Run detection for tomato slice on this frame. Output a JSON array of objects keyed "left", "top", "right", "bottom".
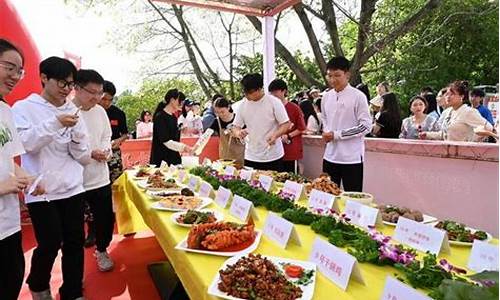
[{"left": 285, "top": 265, "right": 303, "bottom": 278}]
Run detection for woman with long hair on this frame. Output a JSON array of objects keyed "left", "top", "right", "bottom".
[
  {"left": 372, "top": 92, "right": 402, "bottom": 138},
  {"left": 400, "top": 95, "right": 438, "bottom": 139},
  {"left": 150, "top": 89, "right": 193, "bottom": 166},
  {"left": 135, "top": 110, "right": 153, "bottom": 139},
  {"left": 299, "top": 99, "right": 321, "bottom": 135},
  {"left": 420, "top": 81, "right": 493, "bottom": 141}
]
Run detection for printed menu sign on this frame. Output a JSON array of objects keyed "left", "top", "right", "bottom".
[
  {"left": 393, "top": 217, "right": 450, "bottom": 255},
  {"left": 467, "top": 240, "right": 499, "bottom": 272},
  {"left": 263, "top": 212, "right": 301, "bottom": 248},
  {"left": 380, "top": 276, "right": 432, "bottom": 300},
  {"left": 229, "top": 195, "right": 258, "bottom": 222}
]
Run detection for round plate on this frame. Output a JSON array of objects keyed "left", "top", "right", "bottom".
[
  {"left": 171, "top": 209, "right": 224, "bottom": 227},
  {"left": 137, "top": 180, "right": 181, "bottom": 191},
  {"left": 151, "top": 196, "right": 212, "bottom": 212},
  {"left": 429, "top": 221, "right": 493, "bottom": 246}
]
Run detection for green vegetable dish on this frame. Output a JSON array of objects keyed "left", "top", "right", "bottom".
[{"left": 435, "top": 220, "right": 488, "bottom": 243}]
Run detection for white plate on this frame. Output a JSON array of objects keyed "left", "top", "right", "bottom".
[
  {"left": 428, "top": 221, "right": 493, "bottom": 246},
  {"left": 146, "top": 189, "right": 183, "bottom": 199},
  {"left": 208, "top": 255, "right": 316, "bottom": 300},
  {"left": 383, "top": 214, "right": 437, "bottom": 226},
  {"left": 136, "top": 179, "right": 181, "bottom": 191},
  {"left": 171, "top": 209, "right": 224, "bottom": 227},
  {"left": 151, "top": 197, "right": 212, "bottom": 212},
  {"left": 175, "top": 230, "right": 262, "bottom": 257}
]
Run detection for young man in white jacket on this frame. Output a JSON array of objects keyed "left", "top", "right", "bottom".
[
  {"left": 321, "top": 57, "right": 372, "bottom": 192},
  {"left": 11, "top": 57, "right": 91, "bottom": 300},
  {"left": 72, "top": 69, "right": 115, "bottom": 272}
]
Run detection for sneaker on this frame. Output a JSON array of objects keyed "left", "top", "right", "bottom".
[
  {"left": 95, "top": 250, "right": 114, "bottom": 272},
  {"left": 84, "top": 235, "right": 96, "bottom": 248},
  {"left": 30, "top": 289, "right": 53, "bottom": 300}
]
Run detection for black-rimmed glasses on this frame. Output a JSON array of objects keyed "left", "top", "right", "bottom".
[{"left": 57, "top": 80, "right": 76, "bottom": 89}]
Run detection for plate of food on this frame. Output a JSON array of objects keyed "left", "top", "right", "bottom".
[
  {"left": 340, "top": 191, "right": 374, "bottom": 205},
  {"left": 137, "top": 177, "right": 180, "bottom": 191},
  {"left": 378, "top": 204, "right": 437, "bottom": 226},
  {"left": 208, "top": 253, "right": 316, "bottom": 300},
  {"left": 175, "top": 222, "right": 262, "bottom": 256},
  {"left": 151, "top": 195, "right": 212, "bottom": 212},
  {"left": 147, "top": 187, "right": 195, "bottom": 199},
  {"left": 171, "top": 209, "right": 223, "bottom": 227},
  {"left": 431, "top": 220, "right": 492, "bottom": 246},
  {"left": 304, "top": 173, "right": 342, "bottom": 196},
  {"left": 129, "top": 166, "right": 154, "bottom": 180}
]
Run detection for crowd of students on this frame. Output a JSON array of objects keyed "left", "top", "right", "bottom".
[{"left": 0, "top": 36, "right": 497, "bottom": 300}]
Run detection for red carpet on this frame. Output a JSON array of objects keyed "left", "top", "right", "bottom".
[{"left": 19, "top": 225, "right": 164, "bottom": 300}]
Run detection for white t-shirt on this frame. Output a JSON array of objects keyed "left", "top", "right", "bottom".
[
  {"left": 0, "top": 101, "right": 25, "bottom": 240},
  {"left": 306, "top": 114, "right": 321, "bottom": 133},
  {"left": 79, "top": 104, "right": 112, "bottom": 191},
  {"left": 233, "top": 94, "right": 289, "bottom": 162},
  {"left": 136, "top": 121, "right": 153, "bottom": 139}
]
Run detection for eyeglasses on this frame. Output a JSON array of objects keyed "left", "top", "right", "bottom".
[
  {"left": 0, "top": 61, "right": 25, "bottom": 79},
  {"left": 79, "top": 85, "right": 103, "bottom": 97},
  {"left": 57, "top": 80, "right": 76, "bottom": 89}
]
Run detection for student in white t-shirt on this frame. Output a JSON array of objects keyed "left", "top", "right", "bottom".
[
  {"left": 72, "top": 69, "right": 115, "bottom": 273},
  {"left": 0, "top": 39, "right": 43, "bottom": 300},
  {"left": 232, "top": 73, "right": 290, "bottom": 172}
]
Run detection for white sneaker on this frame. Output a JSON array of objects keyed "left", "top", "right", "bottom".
[
  {"left": 30, "top": 289, "right": 53, "bottom": 300},
  {"left": 95, "top": 250, "right": 114, "bottom": 272}
]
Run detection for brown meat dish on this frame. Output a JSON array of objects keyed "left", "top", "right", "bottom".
[{"left": 218, "top": 254, "right": 303, "bottom": 300}]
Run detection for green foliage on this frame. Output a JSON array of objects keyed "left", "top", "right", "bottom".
[
  {"left": 395, "top": 254, "right": 453, "bottom": 289},
  {"left": 429, "top": 271, "right": 499, "bottom": 300},
  {"left": 235, "top": 51, "right": 324, "bottom": 94},
  {"left": 115, "top": 78, "right": 206, "bottom": 132},
  {"left": 282, "top": 206, "right": 319, "bottom": 225}
]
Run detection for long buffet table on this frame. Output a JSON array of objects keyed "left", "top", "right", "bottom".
[{"left": 113, "top": 170, "right": 496, "bottom": 300}]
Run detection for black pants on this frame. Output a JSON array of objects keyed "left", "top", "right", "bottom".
[
  {"left": 85, "top": 184, "right": 115, "bottom": 252},
  {"left": 27, "top": 194, "right": 85, "bottom": 300},
  {"left": 245, "top": 158, "right": 283, "bottom": 172},
  {"left": 0, "top": 231, "right": 24, "bottom": 300},
  {"left": 323, "top": 160, "right": 364, "bottom": 192},
  {"left": 282, "top": 160, "right": 298, "bottom": 173}
]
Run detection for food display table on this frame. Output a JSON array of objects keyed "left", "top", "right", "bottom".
[{"left": 113, "top": 170, "right": 495, "bottom": 300}]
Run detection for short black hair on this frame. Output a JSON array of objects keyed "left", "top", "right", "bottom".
[
  {"left": 75, "top": 69, "right": 104, "bottom": 87},
  {"left": 420, "top": 86, "right": 434, "bottom": 95},
  {"left": 179, "top": 92, "right": 186, "bottom": 102},
  {"left": 0, "top": 38, "right": 24, "bottom": 64},
  {"left": 240, "top": 73, "right": 263, "bottom": 93},
  {"left": 103, "top": 80, "right": 116, "bottom": 96},
  {"left": 268, "top": 78, "right": 288, "bottom": 92},
  {"left": 326, "top": 56, "right": 350, "bottom": 72},
  {"left": 214, "top": 97, "right": 231, "bottom": 108},
  {"left": 40, "top": 56, "right": 77, "bottom": 82},
  {"left": 211, "top": 93, "right": 223, "bottom": 102},
  {"left": 471, "top": 88, "right": 485, "bottom": 98}
]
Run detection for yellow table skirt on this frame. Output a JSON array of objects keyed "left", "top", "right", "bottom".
[{"left": 113, "top": 171, "right": 495, "bottom": 300}]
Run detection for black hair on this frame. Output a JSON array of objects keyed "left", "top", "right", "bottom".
[
  {"left": 423, "top": 93, "right": 437, "bottom": 114},
  {"left": 103, "top": 80, "right": 116, "bottom": 96},
  {"left": 140, "top": 110, "right": 152, "bottom": 122},
  {"left": 449, "top": 80, "right": 470, "bottom": 106},
  {"left": 326, "top": 56, "right": 350, "bottom": 72},
  {"left": 75, "top": 69, "right": 104, "bottom": 87},
  {"left": 154, "top": 88, "right": 180, "bottom": 117},
  {"left": 181, "top": 98, "right": 194, "bottom": 117},
  {"left": 240, "top": 73, "right": 263, "bottom": 93},
  {"left": 0, "top": 38, "right": 24, "bottom": 64},
  {"left": 313, "top": 97, "right": 322, "bottom": 113},
  {"left": 39, "top": 56, "right": 77, "bottom": 84},
  {"left": 471, "top": 88, "right": 486, "bottom": 98},
  {"left": 268, "top": 78, "right": 288, "bottom": 92},
  {"left": 380, "top": 92, "right": 402, "bottom": 130},
  {"left": 211, "top": 93, "right": 223, "bottom": 102},
  {"left": 299, "top": 100, "right": 319, "bottom": 130},
  {"left": 214, "top": 97, "right": 234, "bottom": 113},
  {"left": 420, "top": 86, "right": 434, "bottom": 95},
  {"left": 408, "top": 95, "right": 428, "bottom": 114},
  {"left": 179, "top": 91, "right": 186, "bottom": 102},
  {"left": 356, "top": 83, "right": 371, "bottom": 102}
]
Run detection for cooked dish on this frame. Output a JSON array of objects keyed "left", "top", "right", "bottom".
[
  {"left": 378, "top": 204, "right": 424, "bottom": 223},
  {"left": 187, "top": 222, "right": 255, "bottom": 251},
  {"left": 159, "top": 195, "right": 202, "bottom": 210}
]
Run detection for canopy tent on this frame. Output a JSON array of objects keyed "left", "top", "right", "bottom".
[{"left": 153, "top": 0, "right": 301, "bottom": 91}]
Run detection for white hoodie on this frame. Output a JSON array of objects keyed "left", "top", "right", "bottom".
[{"left": 11, "top": 93, "right": 91, "bottom": 203}]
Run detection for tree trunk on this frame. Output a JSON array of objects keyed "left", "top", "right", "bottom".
[{"left": 321, "top": 0, "right": 344, "bottom": 57}]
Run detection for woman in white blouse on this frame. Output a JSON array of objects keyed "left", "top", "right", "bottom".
[
  {"left": 135, "top": 110, "right": 153, "bottom": 139},
  {"left": 299, "top": 99, "right": 321, "bottom": 134},
  {"left": 420, "top": 81, "right": 493, "bottom": 142},
  {"left": 400, "top": 95, "right": 438, "bottom": 139}
]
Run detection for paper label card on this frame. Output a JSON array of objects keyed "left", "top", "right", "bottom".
[
  {"left": 159, "top": 160, "right": 168, "bottom": 170},
  {"left": 308, "top": 189, "right": 339, "bottom": 212},
  {"left": 467, "top": 240, "right": 499, "bottom": 272},
  {"left": 239, "top": 169, "right": 254, "bottom": 182},
  {"left": 224, "top": 165, "right": 236, "bottom": 176},
  {"left": 177, "top": 170, "right": 187, "bottom": 182},
  {"left": 309, "top": 237, "right": 365, "bottom": 290},
  {"left": 215, "top": 186, "right": 232, "bottom": 208},
  {"left": 229, "top": 195, "right": 258, "bottom": 222},
  {"left": 282, "top": 180, "right": 304, "bottom": 202},
  {"left": 263, "top": 212, "right": 301, "bottom": 248},
  {"left": 198, "top": 181, "right": 213, "bottom": 198},
  {"left": 258, "top": 175, "right": 273, "bottom": 192},
  {"left": 344, "top": 200, "right": 382, "bottom": 229},
  {"left": 393, "top": 217, "right": 450, "bottom": 255},
  {"left": 187, "top": 176, "right": 199, "bottom": 191},
  {"left": 380, "top": 276, "right": 432, "bottom": 300},
  {"left": 169, "top": 165, "right": 177, "bottom": 174}
]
